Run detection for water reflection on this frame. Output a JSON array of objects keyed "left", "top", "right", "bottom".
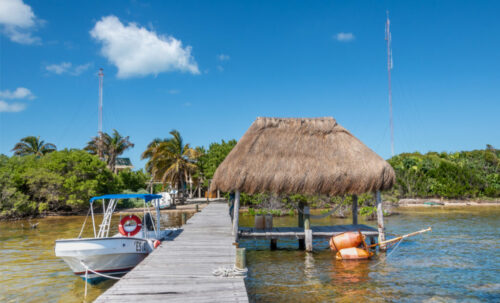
[
  {"left": 0, "top": 211, "right": 192, "bottom": 303},
  {"left": 243, "top": 207, "right": 500, "bottom": 302}
]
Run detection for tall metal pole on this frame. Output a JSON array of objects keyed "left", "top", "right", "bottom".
[
  {"left": 386, "top": 11, "right": 394, "bottom": 157},
  {"left": 98, "top": 68, "right": 104, "bottom": 159}
]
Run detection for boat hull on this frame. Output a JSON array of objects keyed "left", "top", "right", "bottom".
[{"left": 55, "top": 237, "right": 152, "bottom": 284}]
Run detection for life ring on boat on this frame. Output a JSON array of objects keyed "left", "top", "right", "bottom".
[{"left": 119, "top": 215, "right": 142, "bottom": 237}]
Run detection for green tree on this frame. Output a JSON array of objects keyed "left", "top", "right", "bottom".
[
  {"left": 0, "top": 150, "right": 118, "bottom": 218},
  {"left": 12, "top": 136, "right": 56, "bottom": 156},
  {"left": 85, "top": 130, "right": 134, "bottom": 173},
  {"left": 198, "top": 139, "right": 237, "bottom": 187},
  {"left": 141, "top": 130, "right": 199, "bottom": 192}
]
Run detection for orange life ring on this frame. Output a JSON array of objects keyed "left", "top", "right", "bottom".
[{"left": 118, "top": 215, "right": 142, "bottom": 237}]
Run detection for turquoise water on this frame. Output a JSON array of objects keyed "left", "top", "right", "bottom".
[
  {"left": 0, "top": 207, "right": 498, "bottom": 302},
  {"left": 240, "top": 207, "right": 500, "bottom": 302}
]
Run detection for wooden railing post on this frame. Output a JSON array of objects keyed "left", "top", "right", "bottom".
[
  {"left": 376, "top": 191, "right": 386, "bottom": 251},
  {"left": 304, "top": 206, "right": 313, "bottom": 252},
  {"left": 352, "top": 194, "right": 358, "bottom": 225},
  {"left": 298, "top": 201, "right": 305, "bottom": 249},
  {"left": 232, "top": 190, "right": 240, "bottom": 242}
]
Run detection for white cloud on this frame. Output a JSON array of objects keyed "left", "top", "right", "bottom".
[
  {"left": 46, "top": 62, "right": 91, "bottom": 76},
  {"left": 0, "top": 87, "right": 35, "bottom": 99},
  {"left": 0, "top": 100, "right": 26, "bottom": 112},
  {"left": 90, "top": 15, "right": 199, "bottom": 78},
  {"left": 216, "top": 65, "right": 224, "bottom": 72},
  {"left": 217, "top": 54, "right": 230, "bottom": 61},
  {"left": 334, "top": 32, "right": 355, "bottom": 42},
  {"left": 0, "top": 0, "right": 40, "bottom": 44}
]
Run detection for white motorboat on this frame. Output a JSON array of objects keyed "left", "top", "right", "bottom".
[
  {"left": 156, "top": 192, "right": 173, "bottom": 209},
  {"left": 55, "top": 194, "right": 173, "bottom": 284}
]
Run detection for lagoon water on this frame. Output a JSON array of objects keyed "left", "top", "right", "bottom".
[{"left": 0, "top": 207, "right": 499, "bottom": 302}]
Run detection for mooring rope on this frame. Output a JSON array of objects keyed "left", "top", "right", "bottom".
[
  {"left": 370, "top": 238, "right": 404, "bottom": 268},
  {"left": 77, "top": 208, "right": 91, "bottom": 238},
  {"left": 80, "top": 260, "right": 122, "bottom": 299},
  {"left": 212, "top": 266, "right": 248, "bottom": 278}
]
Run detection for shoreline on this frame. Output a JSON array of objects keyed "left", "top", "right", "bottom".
[
  {"left": 396, "top": 198, "right": 500, "bottom": 207},
  {"left": 2, "top": 198, "right": 499, "bottom": 221}
]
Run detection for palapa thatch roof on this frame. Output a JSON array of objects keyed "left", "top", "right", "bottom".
[{"left": 210, "top": 117, "right": 395, "bottom": 196}]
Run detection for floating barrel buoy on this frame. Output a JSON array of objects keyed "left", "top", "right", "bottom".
[
  {"left": 329, "top": 231, "right": 363, "bottom": 252},
  {"left": 336, "top": 247, "right": 374, "bottom": 260}
]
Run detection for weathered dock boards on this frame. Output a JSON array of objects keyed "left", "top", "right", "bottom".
[{"left": 95, "top": 202, "right": 248, "bottom": 303}]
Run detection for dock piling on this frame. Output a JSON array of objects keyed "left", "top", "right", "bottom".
[{"left": 235, "top": 247, "right": 246, "bottom": 269}]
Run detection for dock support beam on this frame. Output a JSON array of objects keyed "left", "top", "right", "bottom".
[
  {"left": 352, "top": 194, "right": 358, "bottom": 225},
  {"left": 376, "top": 191, "right": 386, "bottom": 251},
  {"left": 270, "top": 239, "right": 277, "bottom": 250},
  {"left": 304, "top": 206, "right": 313, "bottom": 252},
  {"left": 232, "top": 190, "right": 240, "bottom": 242},
  {"left": 298, "top": 201, "right": 305, "bottom": 249}
]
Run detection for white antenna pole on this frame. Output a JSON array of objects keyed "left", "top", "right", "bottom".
[
  {"left": 385, "top": 11, "right": 394, "bottom": 157},
  {"left": 98, "top": 68, "right": 104, "bottom": 159}
]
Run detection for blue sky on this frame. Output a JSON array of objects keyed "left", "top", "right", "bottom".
[{"left": 1, "top": 0, "right": 499, "bottom": 169}]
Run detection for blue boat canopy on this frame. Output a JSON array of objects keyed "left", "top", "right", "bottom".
[{"left": 90, "top": 194, "right": 162, "bottom": 203}]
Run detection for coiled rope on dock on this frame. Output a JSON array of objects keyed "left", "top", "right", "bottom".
[{"left": 212, "top": 266, "right": 248, "bottom": 278}]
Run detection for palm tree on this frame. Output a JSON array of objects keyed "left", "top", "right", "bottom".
[
  {"left": 142, "top": 130, "right": 199, "bottom": 194},
  {"left": 12, "top": 136, "right": 57, "bottom": 156},
  {"left": 85, "top": 129, "right": 134, "bottom": 173}
]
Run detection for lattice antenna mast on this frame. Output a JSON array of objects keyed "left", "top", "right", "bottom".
[
  {"left": 98, "top": 68, "right": 104, "bottom": 159},
  {"left": 385, "top": 11, "right": 394, "bottom": 156}
]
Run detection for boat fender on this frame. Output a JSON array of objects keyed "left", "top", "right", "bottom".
[
  {"left": 118, "top": 215, "right": 142, "bottom": 237},
  {"left": 154, "top": 240, "right": 161, "bottom": 249}
]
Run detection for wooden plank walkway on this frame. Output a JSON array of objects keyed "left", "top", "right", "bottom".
[{"left": 95, "top": 202, "right": 248, "bottom": 303}]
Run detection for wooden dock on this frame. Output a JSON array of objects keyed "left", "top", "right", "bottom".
[
  {"left": 95, "top": 202, "right": 248, "bottom": 303},
  {"left": 239, "top": 224, "right": 378, "bottom": 239}
]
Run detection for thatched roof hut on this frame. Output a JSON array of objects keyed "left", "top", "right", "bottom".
[{"left": 211, "top": 117, "right": 395, "bottom": 196}]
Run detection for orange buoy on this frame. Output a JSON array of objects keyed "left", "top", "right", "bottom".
[
  {"left": 336, "top": 247, "right": 374, "bottom": 260},
  {"left": 329, "top": 231, "right": 363, "bottom": 252}
]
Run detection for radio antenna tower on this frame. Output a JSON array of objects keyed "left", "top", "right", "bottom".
[
  {"left": 385, "top": 11, "right": 394, "bottom": 157},
  {"left": 98, "top": 68, "right": 104, "bottom": 159}
]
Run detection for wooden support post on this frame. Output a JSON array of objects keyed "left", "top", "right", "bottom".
[
  {"left": 195, "top": 204, "right": 199, "bottom": 212},
  {"left": 198, "top": 186, "right": 201, "bottom": 198},
  {"left": 181, "top": 213, "right": 187, "bottom": 225},
  {"left": 376, "top": 191, "right": 386, "bottom": 251},
  {"left": 298, "top": 201, "right": 305, "bottom": 249},
  {"left": 304, "top": 206, "right": 313, "bottom": 252},
  {"left": 352, "top": 194, "right": 358, "bottom": 225},
  {"left": 270, "top": 239, "right": 277, "bottom": 250},
  {"left": 304, "top": 206, "right": 310, "bottom": 230},
  {"left": 232, "top": 190, "right": 240, "bottom": 242},
  {"left": 217, "top": 189, "right": 220, "bottom": 199},
  {"left": 235, "top": 247, "right": 246, "bottom": 269}
]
